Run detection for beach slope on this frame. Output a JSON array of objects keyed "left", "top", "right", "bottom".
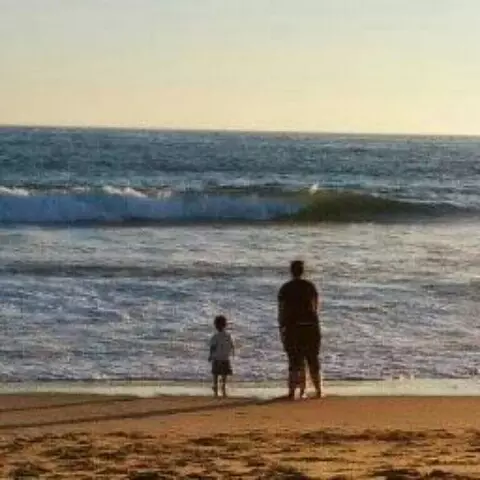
[{"left": 0, "top": 394, "right": 479, "bottom": 479}]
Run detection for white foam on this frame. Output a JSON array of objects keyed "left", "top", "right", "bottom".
[
  {"left": 0, "top": 191, "right": 299, "bottom": 224},
  {"left": 0, "top": 186, "right": 30, "bottom": 196},
  {"left": 102, "top": 186, "right": 147, "bottom": 198}
]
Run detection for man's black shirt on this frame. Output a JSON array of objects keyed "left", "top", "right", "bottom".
[{"left": 278, "top": 278, "right": 319, "bottom": 329}]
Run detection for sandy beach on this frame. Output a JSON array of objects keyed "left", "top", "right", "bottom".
[{"left": 0, "top": 393, "right": 479, "bottom": 479}]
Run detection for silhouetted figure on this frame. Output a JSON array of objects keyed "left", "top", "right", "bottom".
[
  {"left": 208, "top": 315, "right": 235, "bottom": 398},
  {"left": 278, "top": 260, "right": 321, "bottom": 399}
]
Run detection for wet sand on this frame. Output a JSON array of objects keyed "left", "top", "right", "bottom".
[{"left": 0, "top": 393, "right": 479, "bottom": 479}]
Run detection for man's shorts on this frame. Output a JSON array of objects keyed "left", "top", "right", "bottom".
[{"left": 284, "top": 324, "right": 321, "bottom": 372}]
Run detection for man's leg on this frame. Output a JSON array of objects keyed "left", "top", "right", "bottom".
[
  {"left": 305, "top": 333, "right": 322, "bottom": 397},
  {"left": 306, "top": 353, "right": 321, "bottom": 397},
  {"left": 298, "top": 361, "right": 307, "bottom": 398},
  {"left": 286, "top": 349, "right": 299, "bottom": 399},
  {"left": 220, "top": 375, "right": 227, "bottom": 397}
]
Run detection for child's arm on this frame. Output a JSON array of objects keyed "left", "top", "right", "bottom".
[
  {"left": 229, "top": 334, "right": 235, "bottom": 357},
  {"left": 208, "top": 337, "right": 216, "bottom": 362}
]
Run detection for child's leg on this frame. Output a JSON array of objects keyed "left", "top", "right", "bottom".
[
  {"left": 212, "top": 374, "right": 219, "bottom": 397},
  {"left": 220, "top": 375, "right": 227, "bottom": 397}
]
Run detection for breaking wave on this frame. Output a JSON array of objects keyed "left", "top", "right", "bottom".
[{"left": 0, "top": 185, "right": 473, "bottom": 226}]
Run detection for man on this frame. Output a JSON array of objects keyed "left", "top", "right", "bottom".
[{"left": 278, "top": 260, "right": 322, "bottom": 399}]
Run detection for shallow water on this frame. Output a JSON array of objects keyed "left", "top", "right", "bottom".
[{"left": 1, "top": 221, "right": 479, "bottom": 382}]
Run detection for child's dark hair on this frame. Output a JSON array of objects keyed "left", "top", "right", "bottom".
[{"left": 214, "top": 315, "right": 227, "bottom": 331}]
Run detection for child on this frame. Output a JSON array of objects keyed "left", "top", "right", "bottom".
[{"left": 208, "top": 315, "right": 234, "bottom": 398}]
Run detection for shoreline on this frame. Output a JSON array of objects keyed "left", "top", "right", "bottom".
[{"left": 1, "top": 377, "right": 479, "bottom": 400}]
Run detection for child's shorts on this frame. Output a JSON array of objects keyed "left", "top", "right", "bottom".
[{"left": 212, "top": 359, "right": 232, "bottom": 376}]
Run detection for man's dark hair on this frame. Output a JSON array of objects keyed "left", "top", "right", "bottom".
[
  {"left": 290, "top": 260, "right": 304, "bottom": 278},
  {"left": 214, "top": 315, "right": 227, "bottom": 331}
]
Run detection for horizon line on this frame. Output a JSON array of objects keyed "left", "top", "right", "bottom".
[{"left": 1, "top": 122, "right": 480, "bottom": 139}]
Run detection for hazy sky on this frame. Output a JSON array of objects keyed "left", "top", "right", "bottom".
[{"left": 1, "top": 0, "right": 480, "bottom": 134}]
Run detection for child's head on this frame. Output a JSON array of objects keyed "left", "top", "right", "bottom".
[{"left": 214, "top": 315, "right": 227, "bottom": 332}]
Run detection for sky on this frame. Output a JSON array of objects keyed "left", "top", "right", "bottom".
[{"left": 1, "top": 0, "right": 480, "bottom": 134}]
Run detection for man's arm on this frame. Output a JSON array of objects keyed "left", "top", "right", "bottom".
[
  {"left": 277, "top": 288, "right": 287, "bottom": 343},
  {"left": 311, "top": 283, "right": 319, "bottom": 312}
]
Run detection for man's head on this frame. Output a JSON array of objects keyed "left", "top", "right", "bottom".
[{"left": 290, "top": 260, "right": 304, "bottom": 278}]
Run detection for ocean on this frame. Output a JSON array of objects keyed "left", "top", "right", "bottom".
[{"left": 0, "top": 126, "right": 479, "bottom": 391}]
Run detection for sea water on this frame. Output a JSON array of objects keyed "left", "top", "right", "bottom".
[{"left": 0, "top": 127, "right": 479, "bottom": 394}]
